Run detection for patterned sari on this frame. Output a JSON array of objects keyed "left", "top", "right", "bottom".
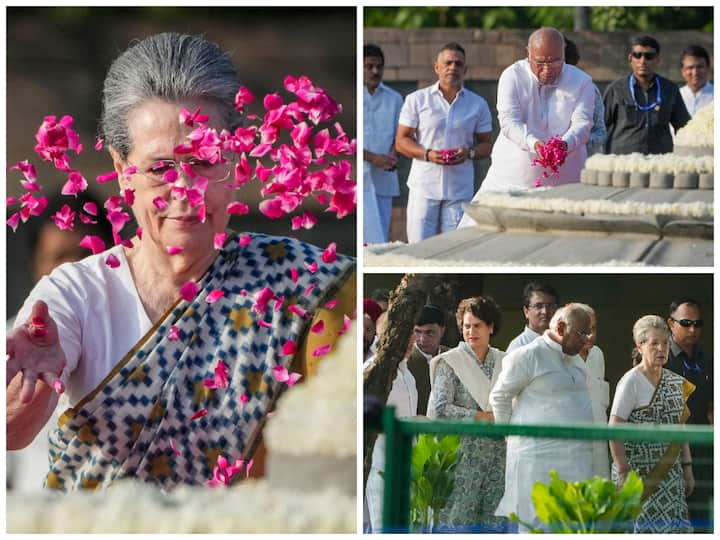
[
  {"left": 45, "top": 233, "right": 354, "bottom": 492},
  {"left": 617, "top": 368, "right": 695, "bottom": 533}
]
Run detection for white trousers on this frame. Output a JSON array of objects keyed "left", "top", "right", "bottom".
[
  {"left": 406, "top": 191, "right": 464, "bottom": 244},
  {"left": 376, "top": 195, "right": 393, "bottom": 243}
]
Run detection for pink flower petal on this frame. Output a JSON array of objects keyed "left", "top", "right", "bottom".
[
  {"left": 153, "top": 197, "right": 169, "bottom": 211},
  {"left": 170, "top": 439, "right": 181, "bottom": 456},
  {"left": 179, "top": 281, "right": 200, "bottom": 302},
  {"left": 288, "top": 304, "right": 308, "bottom": 318},
  {"left": 239, "top": 234, "right": 252, "bottom": 246},
  {"left": 281, "top": 340, "right": 298, "bottom": 356},
  {"left": 79, "top": 235, "right": 106, "bottom": 254},
  {"left": 257, "top": 320, "right": 272, "bottom": 329},
  {"left": 303, "top": 282, "right": 317, "bottom": 297},
  {"left": 226, "top": 201, "right": 249, "bottom": 215},
  {"left": 338, "top": 314, "right": 352, "bottom": 335},
  {"left": 290, "top": 268, "right": 299, "bottom": 284},
  {"left": 94, "top": 138, "right": 104, "bottom": 151},
  {"left": 310, "top": 320, "right": 325, "bottom": 334},
  {"left": 53, "top": 380, "right": 65, "bottom": 394},
  {"left": 167, "top": 246, "right": 184, "bottom": 255},
  {"left": 168, "top": 325, "right": 180, "bottom": 341},
  {"left": 7, "top": 213, "right": 20, "bottom": 232},
  {"left": 287, "top": 372, "right": 302, "bottom": 387},
  {"left": 122, "top": 165, "right": 137, "bottom": 179},
  {"left": 234, "top": 86, "right": 255, "bottom": 113},
  {"left": 190, "top": 409, "right": 208, "bottom": 421},
  {"left": 206, "top": 289, "right": 225, "bottom": 303},
  {"left": 83, "top": 202, "right": 98, "bottom": 216},
  {"left": 305, "top": 261, "right": 318, "bottom": 273},
  {"left": 312, "top": 343, "right": 332, "bottom": 358},
  {"left": 273, "top": 365, "right": 289, "bottom": 383},
  {"left": 321, "top": 242, "right": 337, "bottom": 263},
  {"left": 122, "top": 188, "right": 135, "bottom": 206},
  {"left": 214, "top": 232, "right": 227, "bottom": 250},
  {"left": 198, "top": 204, "right": 207, "bottom": 223},
  {"left": 96, "top": 171, "right": 119, "bottom": 184},
  {"left": 105, "top": 253, "right": 121, "bottom": 268},
  {"left": 239, "top": 394, "right": 249, "bottom": 407},
  {"left": 325, "top": 300, "right": 339, "bottom": 309},
  {"left": 136, "top": 227, "right": 143, "bottom": 240}
]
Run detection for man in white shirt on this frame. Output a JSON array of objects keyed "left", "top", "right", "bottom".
[
  {"left": 507, "top": 282, "right": 559, "bottom": 352},
  {"left": 679, "top": 45, "right": 713, "bottom": 116},
  {"left": 363, "top": 44, "right": 404, "bottom": 243},
  {"left": 459, "top": 27, "right": 594, "bottom": 206},
  {"left": 396, "top": 42, "right": 493, "bottom": 243},
  {"left": 490, "top": 303, "right": 594, "bottom": 532}
]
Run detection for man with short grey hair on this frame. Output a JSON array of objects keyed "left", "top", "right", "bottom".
[{"left": 490, "top": 302, "right": 594, "bottom": 532}]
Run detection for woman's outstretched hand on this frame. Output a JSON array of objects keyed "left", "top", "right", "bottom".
[{"left": 6, "top": 300, "right": 67, "bottom": 403}]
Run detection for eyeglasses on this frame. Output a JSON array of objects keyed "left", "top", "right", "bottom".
[
  {"left": 631, "top": 51, "right": 658, "bottom": 61},
  {"left": 670, "top": 318, "right": 703, "bottom": 328},
  {"left": 527, "top": 302, "right": 557, "bottom": 311},
  {"left": 529, "top": 57, "right": 563, "bottom": 69},
  {"left": 574, "top": 329, "right": 594, "bottom": 341},
  {"left": 127, "top": 156, "right": 234, "bottom": 187}
]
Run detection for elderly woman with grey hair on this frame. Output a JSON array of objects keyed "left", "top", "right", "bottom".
[
  {"left": 609, "top": 315, "right": 695, "bottom": 533},
  {"left": 6, "top": 32, "right": 355, "bottom": 492}
]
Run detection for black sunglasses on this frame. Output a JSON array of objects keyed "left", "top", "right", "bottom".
[
  {"left": 670, "top": 317, "right": 703, "bottom": 328},
  {"left": 631, "top": 51, "right": 658, "bottom": 60}
]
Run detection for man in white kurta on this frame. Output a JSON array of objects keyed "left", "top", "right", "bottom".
[
  {"left": 396, "top": 42, "right": 493, "bottom": 243},
  {"left": 364, "top": 44, "right": 404, "bottom": 243},
  {"left": 458, "top": 28, "right": 594, "bottom": 214},
  {"left": 490, "top": 303, "right": 594, "bottom": 531},
  {"left": 363, "top": 355, "right": 418, "bottom": 533}
]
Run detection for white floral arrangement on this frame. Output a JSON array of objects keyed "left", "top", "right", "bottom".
[
  {"left": 363, "top": 248, "right": 645, "bottom": 267},
  {"left": 469, "top": 193, "right": 713, "bottom": 219},
  {"left": 585, "top": 152, "right": 713, "bottom": 175},
  {"left": 675, "top": 101, "right": 714, "bottom": 147},
  {"left": 265, "top": 321, "right": 356, "bottom": 457},
  {"left": 7, "top": 480, "right": 355, "bottom": 533}
]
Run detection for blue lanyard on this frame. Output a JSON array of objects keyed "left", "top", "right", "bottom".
[
  {"left": 629, "top": 74, "right": 661, "bottom": 111},
  {"left": 681, "top": 356, "right": 703, "bottom": 375}
]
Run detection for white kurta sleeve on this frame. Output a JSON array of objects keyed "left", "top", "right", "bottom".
[
  {"left": 496, "top": 67, "right": 534, "bottom": 152},
  {"left": 561, "top": 77, "right": 595, "bottom": 153},
  {"left": 489, "top": 350, "right": 531, "bottom": 423}
]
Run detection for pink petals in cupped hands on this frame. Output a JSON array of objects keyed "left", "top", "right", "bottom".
[
  {"left": 207, "top": 455, "right": 253, "bottom": 487},
  {"left": 532, "top": 135, "right": 567, "bottom": 188}
]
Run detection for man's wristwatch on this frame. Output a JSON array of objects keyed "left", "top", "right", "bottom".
[
  {"left": 424, "top": 148, "right": 431, "bottom": 161},
  {"left": 468, "top": 147, "right": 476, "bottom": 160}
]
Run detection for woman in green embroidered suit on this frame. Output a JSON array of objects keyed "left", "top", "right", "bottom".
[
  {"left": 426, "top": 297, "right": 507, "bottom": 532},
  {"left": 609, "top": 315, "right": 695, "bottom": 533},
  {"left": 6, "top": 33, "right": 355, "bottom": 492}
]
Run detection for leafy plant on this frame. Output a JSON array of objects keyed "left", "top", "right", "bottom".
[
  {"left": 409, "top": 434, "right": 462, "bottom": 533},
  {"left": 510, "top": 470, "right": 643, "bottom": 533}
]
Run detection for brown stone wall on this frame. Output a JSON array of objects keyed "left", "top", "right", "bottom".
[{"left": 366, "top": 28, "right": 714, "bottom": 87}]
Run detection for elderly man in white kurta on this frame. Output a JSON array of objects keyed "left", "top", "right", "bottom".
[
  {"left": 396, "top": 42, "right": 493, "bottom": 243},
  {"left": 364, "top": 44, "right": 404, "bottom": 243},
  {"left": 490, "top": 303, "right": 594, "bottom": 532},
  {"left": 459, "top": 28, "right": 593, "bottom": 214}
]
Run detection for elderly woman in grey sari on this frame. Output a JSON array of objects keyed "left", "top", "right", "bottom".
[
  {"left": 427, "top": 296, "right": 506, "bottom": 532},
  {"left": 609, "top": 315, "right": 695, "bottom": 533}
]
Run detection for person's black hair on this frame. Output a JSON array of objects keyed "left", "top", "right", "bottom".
[
  {"left": 364, "top": 44, "right": 385, "bottom": 63},
  {"left": 455, "top": 296, "right": 502, "bottom": 337},
  {"left": 370, "top": 288, "right": 390, "bottom": 303},
  {"left": 522, "top": 282, "right": 559, "bottom": 307},
  {"left": 631, "top": 35, "right": 660, "bottom": 55},
  {"left": 564, "top": 36, "right": 580, "bottom": 66},
  {"left": 669, "top": 298, "right": 702, "bottom": 316},
  {"left": 681, "top": 45, "right": 710, "bottom": 67},
  {"left": 438, "top": 42, "right": 466, "bottom": 58}
]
